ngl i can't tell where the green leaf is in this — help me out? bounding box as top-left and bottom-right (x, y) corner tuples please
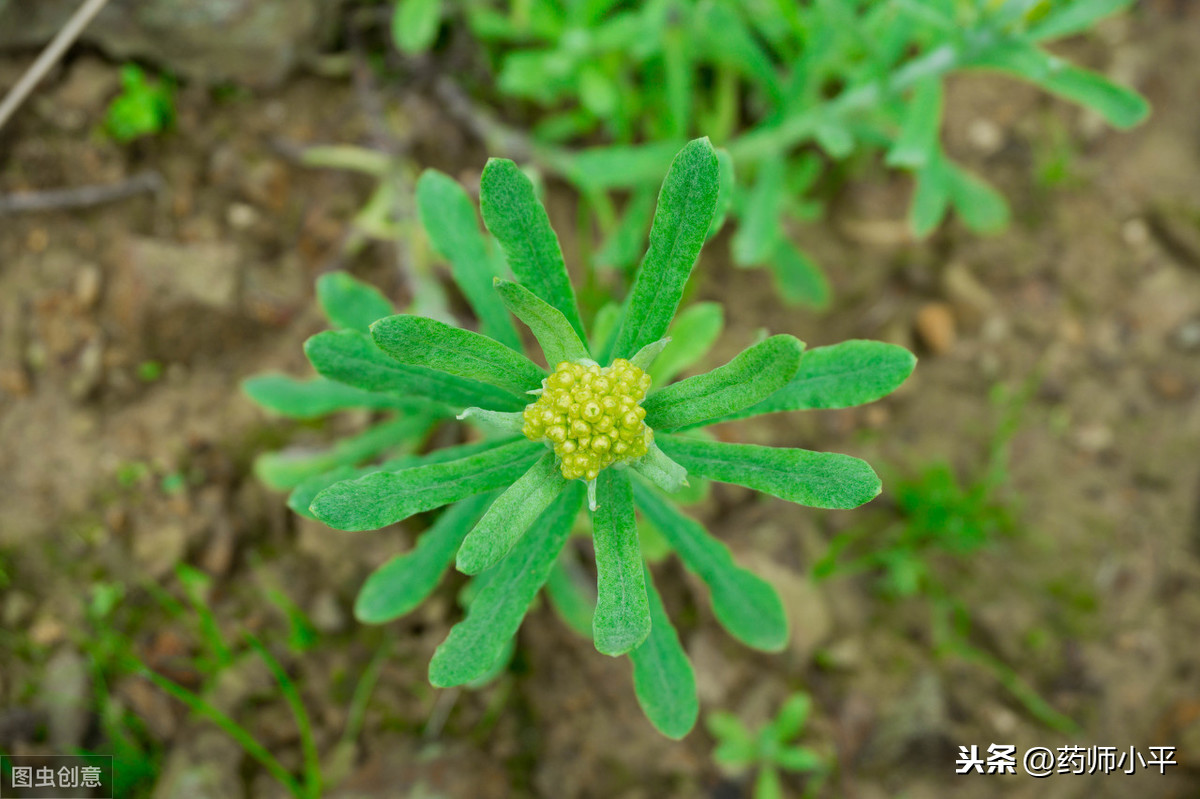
(371, 314), (545, 396)
(479, 158), (586, 339)
(545, 550), (596, 638)
(610, 138), (721, 359)
(724, 340), (915, 421)
(657, 437), (881, 510)
(1029, 0), (1132, 42)
(755, 766), (783, 799)
(255, 414), (435, 490)
(775, 745), (824, 773)
(597, 187), (657, 270)
(310, 438), (541, 530)
(415, 170), (521, 350)
(732, 155), (785, 266)
(589, 302), (622, 356)
(646, 302), (723, 386)
(886, 77), (943, 169)
(706, 149), (737, 240)
(632, 481), (787, 651)
(392, 0), (442, 54)
(910, 150), (952, 238)
(644, 335), (804, 431)
(494, 278), (589, 367)
(428, 482), (584, 686)
(592, 469), (651, 655)
(945, 159), (1009, 233)
(630, 442), (689, 494)
(243, 374), (422, 418)
(316, 273), (394, 333)
(629, 568), (698, 739)
(305, 330), (527, 411)
(707, 710), (752, 745)
(354, 492), (496, 624)
(971, 41), (1148, 129)
(456, 452), (567, 575)
(769, 239), (830, 310)
(767, 693), (811, 741)
(559, 140), (683, 191)
(694, 0), (782, 101)
(630, 338), (671, 371)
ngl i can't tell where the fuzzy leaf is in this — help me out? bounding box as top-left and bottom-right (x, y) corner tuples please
(494, 278), (589, 366)
(630, 338), (671, 371)
(909, 153), (952, 238)
(545, 550), (596, 638)
(945, 159), (1009, 233)
(456, 452), (567, 575)
(316, 272), (394, 333)
(657, 437), (881, 510)
(886, 77), (943, 169)
(722, 340), (915, 420)
(589, 302), (622, 356)
(630, 568), (698, 739)
(592, 469), (651, 655)
(597, 187), (658, 270)
(732, 155), (785, 266)
(560, 140), (683, 191)
(310, 438), (541, 530)
(1029, 0), (1131, 41)
(305, 330), (526, 411)
(479, 159), (586, 338)
(706, 149), (736, 240)
(416, 170), (521, 350)
(370, 315), (545, 396)
(243, 374), (422, 418)
(769, 239), (830, 309)
(629, 442), (689, 494)
(354, 492), (496, 623)
(644, 335), (804, 431)
(646, 302), (723, 386)
(610, 138), (720, 359)
(428, 482), (584, 686)
(632, 481), (787, 651)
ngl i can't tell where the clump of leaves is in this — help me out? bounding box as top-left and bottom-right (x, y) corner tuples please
(388, 0), (1149, 308)
(104, 64), (174, 142)
(260, 137), (914, 737)
(708, 693), (829, 799)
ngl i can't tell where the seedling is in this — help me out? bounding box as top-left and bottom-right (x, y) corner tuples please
(264, 137), (914, 737)
(708, 693), (829, 799)
(104, 64), (174, 143)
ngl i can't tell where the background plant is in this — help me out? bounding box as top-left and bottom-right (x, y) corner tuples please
(251, 137), (915, 737)
(381, 0), (1149, 309)
(708, 693), (830, 799)
(103, 63), (174, 142)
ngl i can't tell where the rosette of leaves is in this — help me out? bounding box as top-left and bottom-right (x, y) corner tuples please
(708, 693), (828, 799)
(298, 137), (914, 737)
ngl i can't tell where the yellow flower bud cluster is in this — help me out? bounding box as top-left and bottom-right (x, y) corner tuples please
(522, 359), (653, 481)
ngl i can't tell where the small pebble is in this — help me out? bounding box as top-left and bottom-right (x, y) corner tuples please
(915, 302), (957, 354)
(967, 118), (1004, 155)
(74, 265), (102, 309)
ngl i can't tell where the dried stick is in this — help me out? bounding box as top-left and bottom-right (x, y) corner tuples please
(0, 170), (164, 214)
(0, 0), (114, 131)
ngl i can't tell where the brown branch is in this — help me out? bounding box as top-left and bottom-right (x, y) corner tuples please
(0, 170), (164, 214)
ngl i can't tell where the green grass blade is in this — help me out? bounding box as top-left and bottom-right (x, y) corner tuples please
(629, 567), (698, 739)
(643, 335), (804, 431)
(479, 158), (586, 339)
(592, 469), (651, 655)
(429, 482), (584, 686)
(370, 314), (545, 396)
(310, 438), (541, 530)
(456, 452), (567, 575)
(305, 330), (527, 411)
(316, 272), (395, 333)
(657, 436), (881, 510)
(631, 481), (787, 651)
(246, 634), (322, 797)
(415, 169), (522, 350)
(609, 138), (720, 359)
(355, 492), (497, 623)
(494, 278), (589, 366)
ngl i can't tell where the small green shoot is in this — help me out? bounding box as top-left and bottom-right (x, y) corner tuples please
(708, 693), (830, 799)
(104, 64), (174, 142)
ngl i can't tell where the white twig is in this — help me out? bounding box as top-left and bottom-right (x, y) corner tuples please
(0, 0), (114, 131)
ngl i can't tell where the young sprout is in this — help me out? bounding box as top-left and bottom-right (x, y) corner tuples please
(708, 693), (829, 799)
(261, 137), (914, 737)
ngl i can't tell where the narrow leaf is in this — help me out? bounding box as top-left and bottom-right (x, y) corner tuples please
(610, 138), (721, 359)
(732, 155), (785, 266)
(479, 158), (586, 338)
(657, 436), (881, 510)
(316, 272), (394, 333)
(311, 438), (541, 530)
(706, 149), (736, 240)
(592, 469), (651, 655)
(559, 140), (683, 192)
(769, 240), (830, 310)
(429, 482), (584, 686)
(354, 492), (496, 623)
(910, 153), (952, 238)
(629, 441), (689, 494)
(646, 302), (723, 386)
(644, 336), (804, 431)
(456, 407), (525, 435)
(632, 481), (787, 651)
(886, 77), (943, 168)
(725, 340), (915, 420)
(243, 374), (423, 418)
(370, 315), (545, 396)
(767, 694), (812, 741)
(630, 567), (698, 739)
(392, 0), (442, 54)
(630, 337), (671, 371)
(494, 278), (589, 366)
(457, 452), (567, 575)
(305, 330), (526, 411)
(1029, 0), (1133, 42)
(545, 549), (596, 638)
(597, 187), (657, 270)
(415, 170), (522, 349)
(945, 160), (1010, 233)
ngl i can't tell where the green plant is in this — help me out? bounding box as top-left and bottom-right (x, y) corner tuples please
(103, 64), (174, 142)
(708, 693), (829, 799)
(387, 0), (1148, 307)
(265, 137), (914, 737)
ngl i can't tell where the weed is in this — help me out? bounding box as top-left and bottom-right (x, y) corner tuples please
(708, 693), (830, 799)
(104, 64), (174, 143)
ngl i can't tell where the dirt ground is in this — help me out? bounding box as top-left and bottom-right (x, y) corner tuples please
(2, 4), (1200, 798)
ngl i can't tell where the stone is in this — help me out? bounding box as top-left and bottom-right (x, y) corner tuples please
(914, 302), (957, 354)
(39, 648), (90, 750)
(0, 1), (345, 88)
(941, 263), (995, 328)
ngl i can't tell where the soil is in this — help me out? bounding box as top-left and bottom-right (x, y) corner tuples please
(2, 5), (1200, 799)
